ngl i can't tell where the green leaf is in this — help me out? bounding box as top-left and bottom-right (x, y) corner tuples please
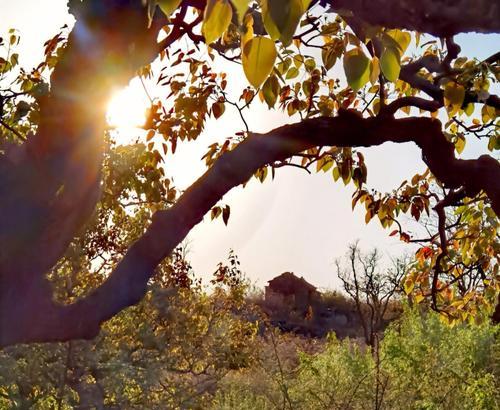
(343, 48), (370, 91)
(261, 75), (280, 108)
(380, 47), (400, 82)
(332, 166), (340, 181)
(202, 0), (233, 45)
(261, 1), (280, 40)
(487, 135), (500, 151)
(286, 66), (299, 79)
(242, 36), (277, 88)
(262, 0), (305, 46)
(464, 103), (474, 116)
(231, 0), (250, 23)
(157, 0), (182, 16)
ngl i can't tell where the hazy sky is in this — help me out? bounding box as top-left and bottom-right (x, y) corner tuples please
(2, 1), (498, 289)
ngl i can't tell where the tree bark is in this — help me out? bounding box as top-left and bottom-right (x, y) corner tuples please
(327, 0), (500, 37)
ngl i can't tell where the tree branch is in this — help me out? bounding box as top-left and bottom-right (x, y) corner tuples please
(3, 110), (498, 346)
(326, 0), (500, 37)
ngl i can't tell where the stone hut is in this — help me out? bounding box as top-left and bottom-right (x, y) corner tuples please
(265, 272), (320, 311)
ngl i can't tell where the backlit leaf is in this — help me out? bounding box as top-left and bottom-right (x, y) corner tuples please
(262, 0), (305, 46)
(261, 75), (280, 108)
(343, 48), (370, 91)
(242, 36), (277, 88)
(444, 82), (465, 114)
(386, 29), (411, 53)
(231, 0), (250, 23)
(157, 0), (182, 16)
(370, 56), (380, 84)
(455, 134), (466, 154)
(202, 0), (233, 45)
(380, 47), (400, 82)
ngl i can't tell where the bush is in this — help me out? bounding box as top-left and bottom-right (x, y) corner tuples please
(381, 308), (499, 409)
(214, 308), (499, 410)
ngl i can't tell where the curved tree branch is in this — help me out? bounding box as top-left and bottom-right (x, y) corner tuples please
(2, 110), (498, 345)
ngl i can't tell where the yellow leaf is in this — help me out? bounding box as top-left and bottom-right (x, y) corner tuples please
(404, 277), (415, 294)
(444, 82), (465, 106)
(157, 0), (182, 16)
(231, 0), (250, 23)
(242, 36), (277, 88)
(455, 134), (466, 154)
(343, 48), (370, 91)
(261, 0), (280, 40)
(241, 13), (254, 47)
(301, 0), (312, 9)
(444, 82), (465, 116)
(202, 0), (233, 45)
(386, 29), (411, 53)
(464, 103), (474, 116)
(369, 56), (380, 84)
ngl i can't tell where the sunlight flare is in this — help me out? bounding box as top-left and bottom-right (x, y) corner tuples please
(107, 82), (149, 130)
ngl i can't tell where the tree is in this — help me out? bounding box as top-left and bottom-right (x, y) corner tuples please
(335, 242), (407, 409)
(0, 241), (258, 408)
(0, 0), (498, 346)
(335, 242), (406, 348)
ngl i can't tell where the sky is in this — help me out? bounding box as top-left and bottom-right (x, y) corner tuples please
(2, 1), (498, 290)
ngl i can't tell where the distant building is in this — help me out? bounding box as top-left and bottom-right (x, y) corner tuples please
(265, 272), (320, 311)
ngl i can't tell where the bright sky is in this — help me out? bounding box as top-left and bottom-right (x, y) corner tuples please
(2, 1), (498, 289)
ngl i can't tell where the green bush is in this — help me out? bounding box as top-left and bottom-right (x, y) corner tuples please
(381, 309), (499, 410)
(213, 308), (499, 410)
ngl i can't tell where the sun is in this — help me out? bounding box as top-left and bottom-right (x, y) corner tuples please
(107, 81), (150, 131)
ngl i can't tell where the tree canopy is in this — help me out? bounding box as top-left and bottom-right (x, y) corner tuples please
(0, 0), (499, 346)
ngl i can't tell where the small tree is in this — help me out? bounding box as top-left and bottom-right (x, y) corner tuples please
(335, 242), (406, 348)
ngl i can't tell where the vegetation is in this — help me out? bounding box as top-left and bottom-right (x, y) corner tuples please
(0, 1), (499, 408)
(0, 0), (498, 346)
(213, 308), (499, 410)
(2, 281), (497, 409)
(336, 242), (406, 347)
(0, 250), (258, 409)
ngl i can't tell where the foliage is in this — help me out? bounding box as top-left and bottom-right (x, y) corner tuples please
(0, 0), (498, 345)
(213, 308), (500, 410)
(0, 3), (499, 407)
(380, 308), (499, 409)
(0, 257), (258, 409)
(140, 0), (500, 321)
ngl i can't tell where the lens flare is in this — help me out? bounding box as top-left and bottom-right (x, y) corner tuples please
(107, 83), (149, 130)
